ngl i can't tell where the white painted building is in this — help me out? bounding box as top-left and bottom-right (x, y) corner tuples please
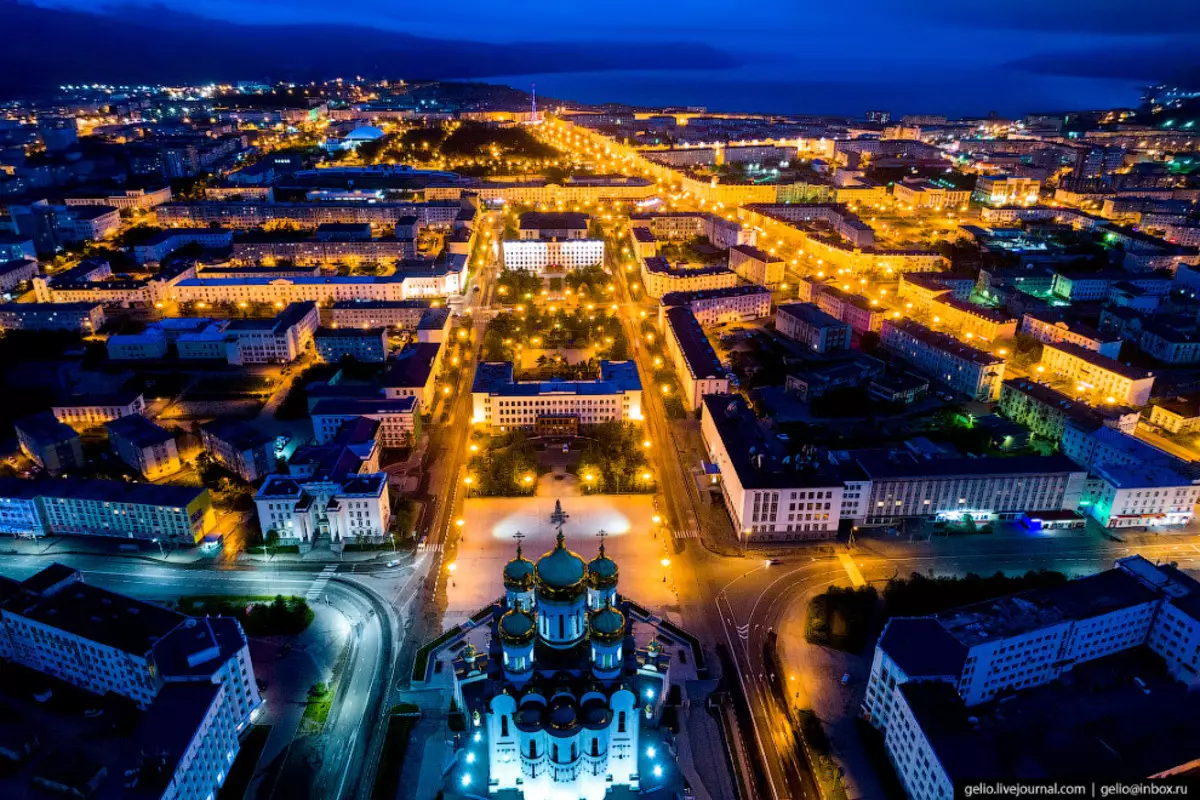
(701, 394), (844, 543)
(471, 361), (643, 431)
(502, 238), (605, 271)
(52, 391), (146, 429)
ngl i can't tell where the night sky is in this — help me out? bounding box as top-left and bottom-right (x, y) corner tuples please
(15, 0), (1200, 112)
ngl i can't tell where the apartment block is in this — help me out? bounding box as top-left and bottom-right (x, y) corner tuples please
(1038, 341), (1155, 406)
(662, 307), (729, 410)
(775, 302), (852, 353)
(105, 414), (182, 480)
(880, 320), (1005, 401)
(200, 418), (276, 482)
(13, 412), (83, 474)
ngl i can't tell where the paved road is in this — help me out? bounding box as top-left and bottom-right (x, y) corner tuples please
(0, 553), (417, 800)
(711, 531), (1200, 799)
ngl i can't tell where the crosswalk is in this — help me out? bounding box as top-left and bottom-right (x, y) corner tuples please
(417, 541), (444, 555)
(306, 564), (338, 601)
(672, 526), (700, 540)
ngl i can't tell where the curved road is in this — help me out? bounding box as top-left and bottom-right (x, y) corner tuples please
(0, 553), (411, 800)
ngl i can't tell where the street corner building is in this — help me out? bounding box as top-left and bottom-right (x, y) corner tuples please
(422, 504), (695, 800)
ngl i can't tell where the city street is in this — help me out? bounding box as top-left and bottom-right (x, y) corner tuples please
(0, 552), (422, 800)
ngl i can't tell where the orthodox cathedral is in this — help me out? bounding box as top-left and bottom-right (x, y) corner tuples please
(441, 501), (681, 800)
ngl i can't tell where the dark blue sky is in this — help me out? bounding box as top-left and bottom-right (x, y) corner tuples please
(24, 0), (1200, 113)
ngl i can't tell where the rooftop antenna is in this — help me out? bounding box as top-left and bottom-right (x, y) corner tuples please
(531, 83), (538, 122)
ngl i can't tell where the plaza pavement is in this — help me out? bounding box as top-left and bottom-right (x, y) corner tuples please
(445, 494), (679, 628)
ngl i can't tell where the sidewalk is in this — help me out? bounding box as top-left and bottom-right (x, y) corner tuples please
(778, 588), (886, 800)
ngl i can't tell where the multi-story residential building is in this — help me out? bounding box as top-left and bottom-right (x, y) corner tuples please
(200, 419), (276, 482)
(814, 285), (891, 335)
(231, 235), (417, 267)
(701, 394), (844, 543)
(662, 307), (729, 410)
(502, 238), (605, 271)
(775, 302), (852, 353)
(864, 556), (1200, 796)
(326, 299), (433, 330)
(728, 244), (784, 287)
(33, 258), (198, 307)
(255, 472), (390, 549)
(0, 301), (104, 332)
(381, 341), (445, 408)
(840, 449), (1086, 526)
(998, 378), (1138, 441)
(897, 272), (975, 309)
(972, 174), (1041, 206)
(891, 178), (970, 210)
(14, 412), (84, 474)
(173, 259), (467, 305)
(108, 325), (169, 359)
(156, 199), (465, 229)
(1038, 341), (1155, 406)
(0, 478), (215, 543)
(132, 228), (233, 263)
(1148, 395), (1200, 434)
(640, 256), (739, 299)
(1138, 321), (1200, 364)
(1085, 462), (1200, 528)
(311, 396), (419, 448)
(1050, 269), (1173, 302)
(63, 186), (172, 212)
(471, 361), (643, 431)
(0, 563), (261, 800)
(1060, 421), (1184, 473)
(0, 257), (39, 293)
(51, 390), (146, 430)
(628, 211), (751, 249)
(658, 284), (772, 327)
(1019, 309), (1123, 357)
(880, 320), (1005, 401)
(926, 295), (1017, 342)
(314, 326), (389, 363)
(742, 203), (876, 249)
(105, 414), (181, 480)
(223, 301), (319, 365)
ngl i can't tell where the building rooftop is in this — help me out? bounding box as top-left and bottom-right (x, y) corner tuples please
(311, 396), (418, 416)
(850, 449), (1084, 482)
(901, 649), (1200, 783)
(383, 341), (443, 389)
(104, 414), (173, 448)
(1044, 340), (1156, 380)
(14, 412), (78, 446)
(200, 418), (272, 449)
(702, 394), (841, 490)
(6, 564), (186, 655)
(664, 307), (724, 380)
(315, 325), (386, 339)
(729, 243), (782, 263)
(472, 360), (642, 396)
(519, 211), (588, 230)
(878, 617), (968, 678)
(777, 302), (848, 330)
(0, 477), (206, 510)
(884, 320), (1002, 367)
(937, 569), (1157, 648)
(659, 284), (771, 307)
